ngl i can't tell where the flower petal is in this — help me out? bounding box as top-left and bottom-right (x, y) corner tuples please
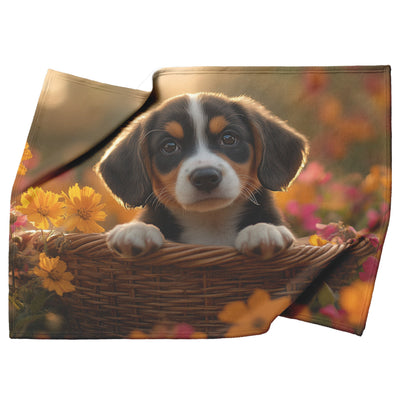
(247, 289), (271, 310)
(218, 301), (248, 323)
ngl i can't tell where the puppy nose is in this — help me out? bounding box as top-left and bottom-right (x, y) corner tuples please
(189, 167), (222, 192)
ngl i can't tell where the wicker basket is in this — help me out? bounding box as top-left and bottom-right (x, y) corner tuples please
(33, 233), (375, 338)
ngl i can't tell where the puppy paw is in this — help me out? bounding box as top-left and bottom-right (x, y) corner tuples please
(235, 223), (294, 259)
(107, 221), (164, 257)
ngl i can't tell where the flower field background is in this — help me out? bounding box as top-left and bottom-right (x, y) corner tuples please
(9, 68), (390, 338)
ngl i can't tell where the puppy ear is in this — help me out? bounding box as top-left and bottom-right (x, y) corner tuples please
(236, 97), (309, 191)
(95, 122), (152, 207)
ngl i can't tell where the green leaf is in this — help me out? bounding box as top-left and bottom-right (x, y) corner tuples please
(30, 290), (52, 314)
(316, 283), (337, 308)
(13, 313), (45, 335)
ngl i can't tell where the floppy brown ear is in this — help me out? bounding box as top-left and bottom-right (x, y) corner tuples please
(236, 97), (309, 191)
(95, 122), (152, 207)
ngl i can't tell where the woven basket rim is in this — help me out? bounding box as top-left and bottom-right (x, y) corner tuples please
(28, 231), (376, 270)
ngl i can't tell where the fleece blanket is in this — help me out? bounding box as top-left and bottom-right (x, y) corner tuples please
(9, 66), (391, 338)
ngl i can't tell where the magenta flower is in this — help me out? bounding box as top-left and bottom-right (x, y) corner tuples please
(319, 304), (349, 330)
(315, 222), (340, 241)
(359, 256), (379, 281)
(380, 202), (390, 225)
(301, 204), (321, 231)
(298, 161), (332, 184)
(367, 209), (380, 230)
(363, 234), (380, 249)
(10, 209), (28, 233)
(173, 323), (195, 339)
(315, 222), (358, 244)
(345, 185), (364, 203)
(286, 200), (301, 216)
(287, 201), (321, 232)
(320, 304), (345, 320)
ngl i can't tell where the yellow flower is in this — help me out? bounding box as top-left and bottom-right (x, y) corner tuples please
(339, 280), (374, 327)
(309, 234), (329, 246)
(218, 289), (292, 338)
(34, 253), (75, 296)
(127, 325), (207, 339)
(128, 330), (149, 339)
(62, 184), (106, 233)
(17, 143), (33, 176)
(362, 165), (391, 202)
(16, 187), (65, 229)
(274, 182), (317, 210)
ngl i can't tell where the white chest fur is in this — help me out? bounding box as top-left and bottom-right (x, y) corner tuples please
(173, 204), (244, 246)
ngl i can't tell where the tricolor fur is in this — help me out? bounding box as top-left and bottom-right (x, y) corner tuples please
(96, 93), (308, 258)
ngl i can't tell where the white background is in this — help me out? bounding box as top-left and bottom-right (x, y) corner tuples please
(1, 1), (399, 399)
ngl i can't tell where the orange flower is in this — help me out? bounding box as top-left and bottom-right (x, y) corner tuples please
(318, 95), (342, 124)
(337, 116), (373, 142)
(17, 143), (33, 176)
(309, 234), (329, 246)
(339, 280), (374, 327)
(274, 182), (318, 211)
(127, 323), (207, 339)
(33, 253), (75, 296)
(62, 184), (106, 233)
(303, 71), (328, 95)
(362, 165), (391, 202)
(16, 187), (65, 229)
(218, 289), (291, 338)
(128, 330), (149, 339)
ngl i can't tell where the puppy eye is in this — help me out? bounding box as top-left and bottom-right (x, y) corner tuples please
(160, 140), (180, 154)
(220, 133), (238, 146)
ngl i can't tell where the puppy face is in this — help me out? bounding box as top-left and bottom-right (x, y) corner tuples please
(145, 94), (258, 212)
(97, 93), (308, 212)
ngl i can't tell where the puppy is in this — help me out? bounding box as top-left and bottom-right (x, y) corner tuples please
(96, 92), (308, 259)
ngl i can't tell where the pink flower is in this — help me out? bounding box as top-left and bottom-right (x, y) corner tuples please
(319, 304), (352, 331)
(347, 225), (358, 237)
(367, 209), (380, 230)
(364, 234), (380, 249)
(173, 323), (195, 339)
(298, 161), (332, 184)
(380, 202), (390, 225)
(315, 222), (358, 243)
(301, 204), (321, 231)
(359, 256), (379, 281)
(320, 304), (346, 320)
(287, 202), (321, 232)
(315, 222), (340, 241)
(286, 200), (301, 216)
(380, 202), (389, 214)
(10, 210), (28, 233)
(345, 186), (364, 203)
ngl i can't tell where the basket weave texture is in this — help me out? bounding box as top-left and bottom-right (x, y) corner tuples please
(36, 232), (375, 338)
